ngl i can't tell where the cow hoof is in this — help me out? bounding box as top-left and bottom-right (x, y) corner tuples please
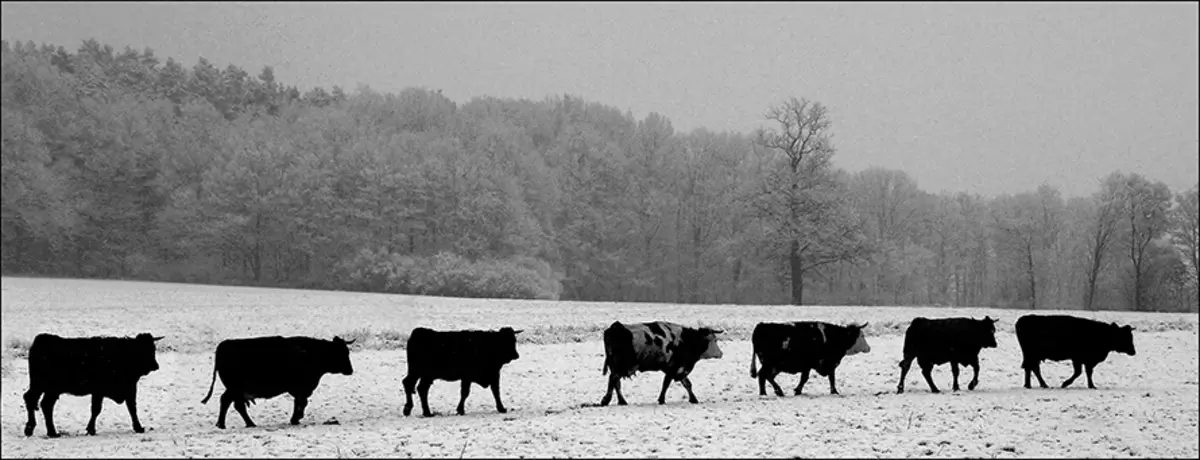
(616, 400), (627, 406)
(403, 406), (413, 417)
(246, 422), (257, 428)
(87, 429), (96, 436)
(930, 389), (940, 394)
(216, 422), (226, 430)
(47, 432), (60, 439)
(290, 420), (300, 426)
(133, 426), (145, 434)
(24, 426), (34, 437)
(952, 387), (960, 392)
(598, 400), (609, 407)
(497, 407), (508, 414)
(657, 399), (666, 405)
(1024, 384), (1031, 389)
(688, 398), (699, 404)
(968, 383), (978, 391)
(422, 412), (436, 418)
(896, 388), (905, 395)
(456, 409), (466, 416)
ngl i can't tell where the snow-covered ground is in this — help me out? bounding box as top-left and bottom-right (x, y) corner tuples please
(2, 277), (1197, 457)
(3, 333), (1196, 458)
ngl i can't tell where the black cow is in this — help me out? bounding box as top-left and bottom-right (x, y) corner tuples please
(401, 327), (522, 417)
(750, 321), (871, 396)
(1015, 314), (1136, 389)
(599, 321), (724, 406)
(896, 316), (998, 394)
(23, 332), (163, 438)
(200, 335), (355, 429)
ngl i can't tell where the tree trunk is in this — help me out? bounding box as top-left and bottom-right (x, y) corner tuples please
(790, 240), (803, 305)
(1026, 241), (1037, 309)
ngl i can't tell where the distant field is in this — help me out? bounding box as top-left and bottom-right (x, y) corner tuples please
(2, 277), (1195, 355)
(2, 277), (1197, 458)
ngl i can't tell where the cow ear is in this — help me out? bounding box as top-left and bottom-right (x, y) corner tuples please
(711, 329), (724, 335)
(1124, 325), (1134, 331)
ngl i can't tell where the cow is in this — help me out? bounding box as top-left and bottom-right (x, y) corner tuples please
(23, 332), (163, 438)
(401, 327), (522, 417)
(599, 321), (724, 406)
(1015, 314), (1136, 389)
(200, 336), (355, 429)
(896, 316), (998, 394)
(749, 321), (871, 397)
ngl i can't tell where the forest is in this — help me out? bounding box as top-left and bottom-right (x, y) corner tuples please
(1, 38), (1197, 312)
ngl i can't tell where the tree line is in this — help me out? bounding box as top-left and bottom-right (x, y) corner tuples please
(2, 38), (1196, 311)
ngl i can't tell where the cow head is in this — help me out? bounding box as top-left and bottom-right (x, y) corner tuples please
(845, 323), (871, 356)
(978, 316), (999, 348)
(330, 336), (355, 376)
(133, 333), (163, 375)
(498, 327), (522, 363)
(1111, 323), (1136, 356)
(697, 328), (724, 360)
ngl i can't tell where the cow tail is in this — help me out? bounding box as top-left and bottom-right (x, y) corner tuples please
(200, 358), (218, 404)
(602, 357), (609, 375)
(750, 347), (758, 378)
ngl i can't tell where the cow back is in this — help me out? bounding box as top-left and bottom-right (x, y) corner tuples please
(27, 333), (161, 400)
(406, 327), (520, 381)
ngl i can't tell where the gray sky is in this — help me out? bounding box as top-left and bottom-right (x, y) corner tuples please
(2, 2), (1197, 198)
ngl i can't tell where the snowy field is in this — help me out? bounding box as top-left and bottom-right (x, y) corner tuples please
(2, 277), (1198, 458)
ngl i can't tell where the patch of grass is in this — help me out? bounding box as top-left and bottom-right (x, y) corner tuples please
(7, 337), (32, 359)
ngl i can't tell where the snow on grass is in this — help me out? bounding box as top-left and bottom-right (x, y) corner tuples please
(2, 277), (1197, 457)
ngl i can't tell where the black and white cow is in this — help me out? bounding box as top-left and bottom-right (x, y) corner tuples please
(599, 321), (724, 406)
(750, 321), (871, 396)
(896, 316), (998, 394)
(401, 327), (522, 417)
(23, 332), (163, 438)
(1015, 314), (1136, 389)
(200, 335), (355, 429)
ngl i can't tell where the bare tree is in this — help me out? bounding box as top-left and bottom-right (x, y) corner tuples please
(1168, 184), (1199, 289)
(1081, 173), (1124, 310)
(750, 97), (870, 305)
(1118, 174), (1173, 311)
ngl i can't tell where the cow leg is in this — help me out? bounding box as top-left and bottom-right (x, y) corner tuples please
(490, 376), (508, 414)
(680, 376), (700, 404)
(1032, 363), (1049, 389)
(897, 356), (915, 394)
(766, 370), (785, 397)
(402, 374), (419, 416)
(86, 394), (103, 436)
(1062, 360), (1083, 388)
(216, 392), (233, 429)
(601, 373), (628, 406)
(417, 377), (436, 417)
(657, 373), (674, 405)
(126, 386), (145, 433)
(233, 398), (256, 428)
(23, 388), (41, 437)
(456, 380), (471, 416)
(950, 362), (961, 392)
(290, 396), (308, 425)
(40, 393), (60, 438)
(1084, 363), (1097, 389)
(794, 369), (811, 396)
(967, 361), (981, 391)
(827, 370), (839, 395)
(919, 359), (940, 394)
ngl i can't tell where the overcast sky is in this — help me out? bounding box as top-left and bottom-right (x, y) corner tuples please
(2, 2), (1197, 198)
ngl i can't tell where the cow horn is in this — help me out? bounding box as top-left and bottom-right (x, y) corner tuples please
(860, 322), (869, 329)
(711, 329), (724, 334)
(152, 336), (165, 342)
(345, 338), (356, 345)
(513, 329), (524, 335)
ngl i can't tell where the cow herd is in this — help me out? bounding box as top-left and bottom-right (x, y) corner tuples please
(18, 313), (1137, 439)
